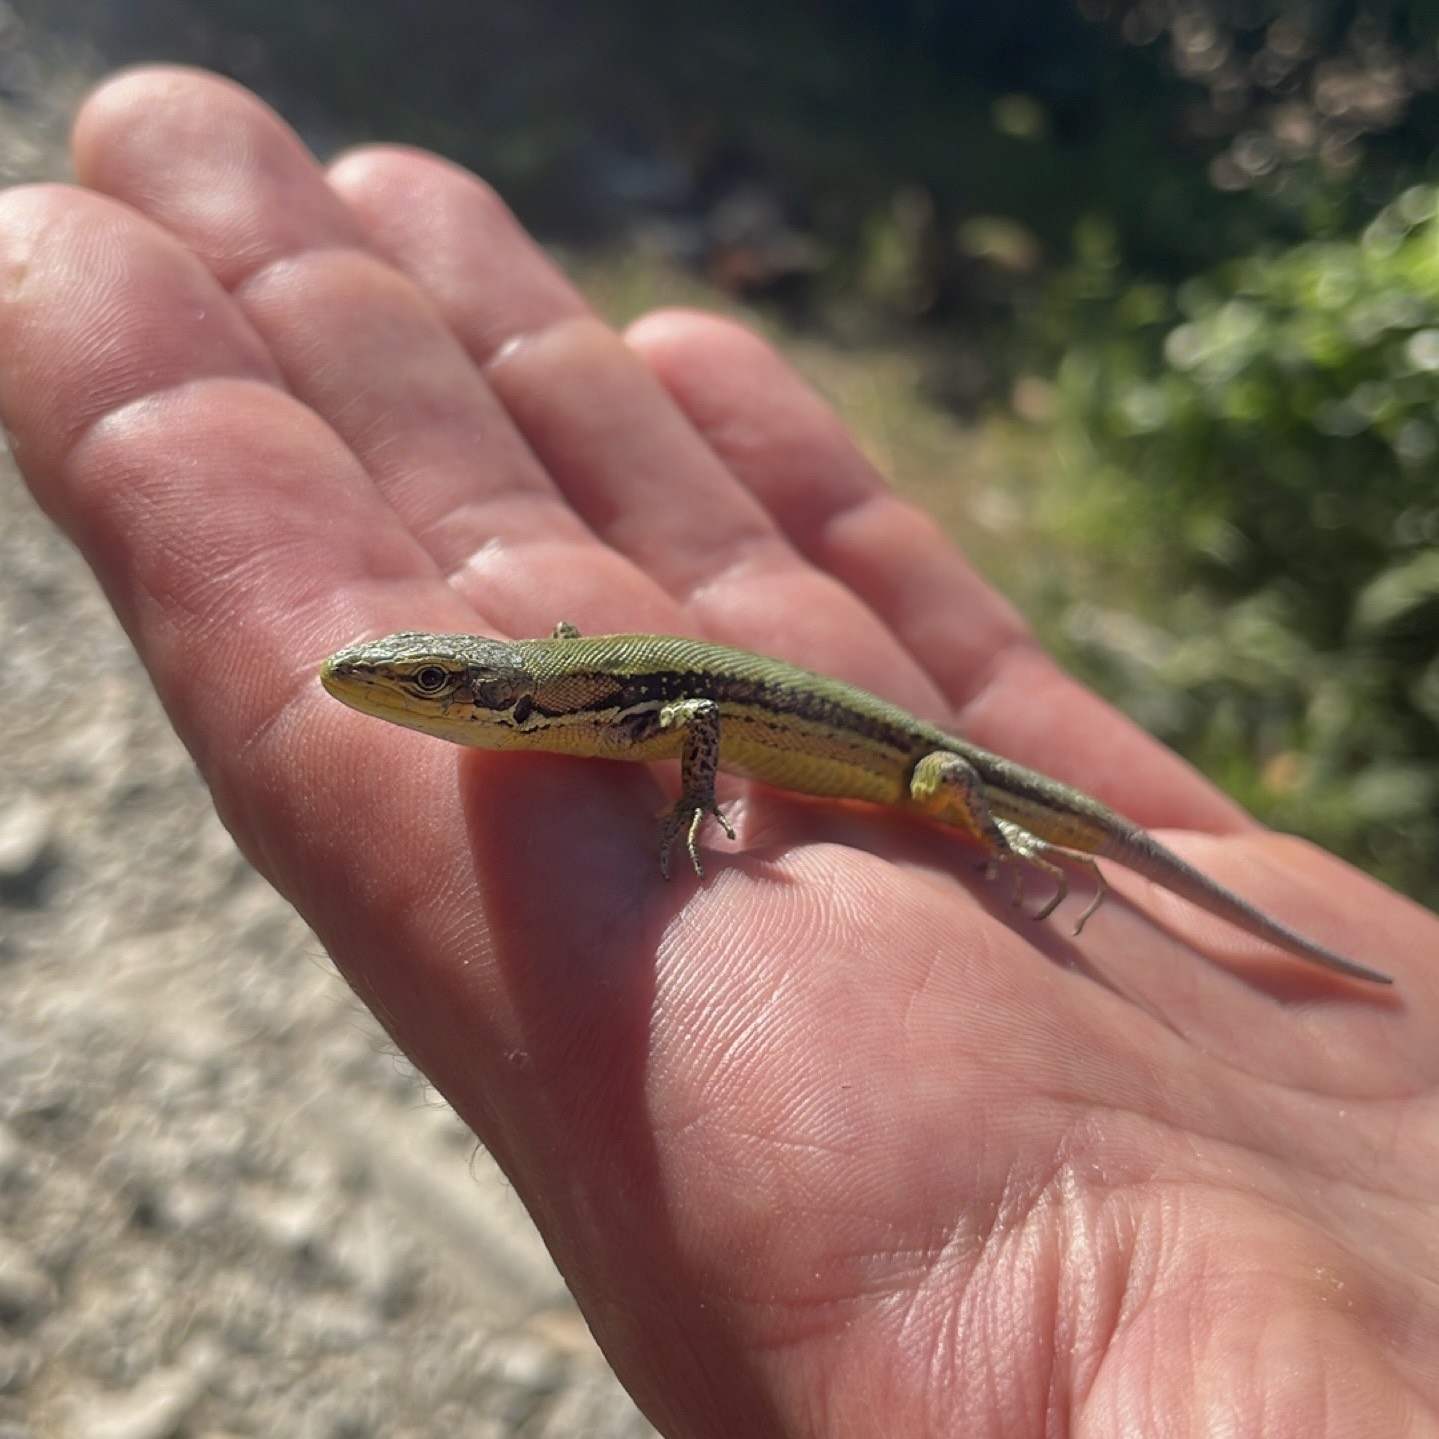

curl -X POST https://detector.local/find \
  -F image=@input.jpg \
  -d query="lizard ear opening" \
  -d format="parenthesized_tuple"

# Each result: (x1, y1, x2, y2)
(474, 676, 522, 711)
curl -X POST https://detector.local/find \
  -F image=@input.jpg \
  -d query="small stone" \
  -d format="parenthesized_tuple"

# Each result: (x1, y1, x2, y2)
(0, 795, 57, 905)
(429, 1413, 505, 1439)
(67, 1356, 209, 1439)
(0, 796, 53, 875)
(133, 1178, 225, 1235)
(0, 1122, 25, 1184)
(327, 1206, 413, 1315)
(52, 707, 128, 789)
(523, 1305, 601, 1357)
(480, 1330, 564, 1396)
(294, 1395, 373, 1439)
(240, 1187, 331, 1255)
(0, 1337, 39, 1392)
(529, 1378, 637, 1438)
(0, 1236, 55, 1325)
(298, 1291, 381, 1352)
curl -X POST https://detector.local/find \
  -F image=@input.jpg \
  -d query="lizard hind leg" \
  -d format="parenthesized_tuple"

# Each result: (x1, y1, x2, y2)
(909, 750, 1036, 910)
(909, 751, 1107, 931)
(993, 818, 1071, 922)
(993, 819, 1110, 932)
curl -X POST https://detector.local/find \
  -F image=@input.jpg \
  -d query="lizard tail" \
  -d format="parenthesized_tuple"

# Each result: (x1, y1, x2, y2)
(1098, 826, 1392, 985)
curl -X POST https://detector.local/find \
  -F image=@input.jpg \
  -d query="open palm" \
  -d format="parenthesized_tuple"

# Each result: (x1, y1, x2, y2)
(3, 68, 1436, 1438)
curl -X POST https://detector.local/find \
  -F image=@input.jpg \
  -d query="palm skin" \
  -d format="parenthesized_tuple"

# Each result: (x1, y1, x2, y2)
(1, 66, 1436, 1438)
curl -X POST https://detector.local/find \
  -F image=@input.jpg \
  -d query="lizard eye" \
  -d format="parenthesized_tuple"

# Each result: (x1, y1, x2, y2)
(413, 665, 449, 694)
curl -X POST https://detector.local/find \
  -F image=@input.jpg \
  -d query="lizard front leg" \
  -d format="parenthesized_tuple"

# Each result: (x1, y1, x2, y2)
(553, 624, 733, 880)
(656, 697, 736, 879)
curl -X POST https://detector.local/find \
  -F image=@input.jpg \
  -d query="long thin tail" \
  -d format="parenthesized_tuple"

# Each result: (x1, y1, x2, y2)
(1099, 827, 1393, 985)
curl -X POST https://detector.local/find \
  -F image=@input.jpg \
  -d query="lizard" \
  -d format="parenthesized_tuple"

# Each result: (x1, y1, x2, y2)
(319, 623, 1392, 986)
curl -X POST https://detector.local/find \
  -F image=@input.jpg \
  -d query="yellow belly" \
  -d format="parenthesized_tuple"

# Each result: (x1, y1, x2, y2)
(717, 710, 909, 806)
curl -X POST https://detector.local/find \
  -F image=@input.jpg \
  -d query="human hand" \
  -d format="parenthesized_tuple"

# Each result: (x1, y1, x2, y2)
(1, 67, 1434, 1437)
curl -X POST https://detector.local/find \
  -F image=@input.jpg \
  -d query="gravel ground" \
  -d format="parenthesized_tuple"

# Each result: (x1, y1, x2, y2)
(0, 23, 657, 1439)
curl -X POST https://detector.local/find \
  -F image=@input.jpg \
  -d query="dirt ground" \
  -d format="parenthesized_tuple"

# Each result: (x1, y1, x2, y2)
(0, 22, 657, 1439)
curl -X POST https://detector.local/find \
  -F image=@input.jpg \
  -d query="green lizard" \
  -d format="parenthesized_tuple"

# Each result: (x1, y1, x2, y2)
(320, 624, 1392, 986)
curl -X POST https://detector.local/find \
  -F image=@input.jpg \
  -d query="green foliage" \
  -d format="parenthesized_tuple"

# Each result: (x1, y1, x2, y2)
(1050, 188, 1439, 899)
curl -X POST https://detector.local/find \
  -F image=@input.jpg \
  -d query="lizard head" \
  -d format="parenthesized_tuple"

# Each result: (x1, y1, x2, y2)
(320, 632, 538, 746)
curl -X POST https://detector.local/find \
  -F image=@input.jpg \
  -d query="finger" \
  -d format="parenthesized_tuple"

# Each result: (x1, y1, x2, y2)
(0, 182, 460, 768)
(72, 68, 657, 628)
(330, 148, 953, 704)
(0, 185, 1037, 1419)
(628, 308, 1250, 833)
(333, 141, 778, 630)
(0, 175, 691, 1149)
(328, 139, 1240, 813)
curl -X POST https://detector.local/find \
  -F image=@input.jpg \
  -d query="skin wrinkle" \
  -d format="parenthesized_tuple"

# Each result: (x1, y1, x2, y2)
(655, 918, 793, 1094)
(626, 315, 874, 522)
(237, 280, 570, 564)
(0, 245, 277, 481)
(896, 940, 950, 1044)
(480, 310, 599, 376)
(445, 536, 674, 638)
(484, 316, 791, 585)
(53, 428, 302, 695)
(677, 539, 809, 620)
(438, 494, 601, 581)
(671, 526, 807, 611)
(684, 1086, 1010, 1321)
(1194, 1030, 1421, 1166)
(1099, 1122, 1427, 1335)
(1034, 1074, 1335, 1210)
(81, 394, 437, 622)
(76, 75, 371, 283)
(235, 249, 559, 500)
(1030, 1187, 1120, 1427)
(86, 110, 612, 595)
(334, 151, 590, 357)
(818, 490, 956, 592)
(946, 632, 1051, 742)
(609, 504, 787, 601)
(948, 1212, 1058, 1434)
(229, 243, 399, 310)
(655, 1020, 992, 1334)
(856, 1285, 953, 1422)
(630, 318, 1028, 662)
(1109, 1225, 1353, 1434)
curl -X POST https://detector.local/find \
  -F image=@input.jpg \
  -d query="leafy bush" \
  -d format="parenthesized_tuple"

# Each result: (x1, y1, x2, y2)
(1050, 187, 1439, 899)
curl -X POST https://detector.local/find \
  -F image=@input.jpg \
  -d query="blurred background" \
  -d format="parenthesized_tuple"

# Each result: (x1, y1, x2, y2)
(15, 0, 1439, 901)
(1, 2, 1436, 1435)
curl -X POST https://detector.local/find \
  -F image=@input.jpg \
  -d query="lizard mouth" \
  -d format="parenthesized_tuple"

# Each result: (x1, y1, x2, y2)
(319, 654, 452, 735)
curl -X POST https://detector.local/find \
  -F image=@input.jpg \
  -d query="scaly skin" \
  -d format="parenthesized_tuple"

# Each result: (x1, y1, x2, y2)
(322, 628, 1392, 984)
